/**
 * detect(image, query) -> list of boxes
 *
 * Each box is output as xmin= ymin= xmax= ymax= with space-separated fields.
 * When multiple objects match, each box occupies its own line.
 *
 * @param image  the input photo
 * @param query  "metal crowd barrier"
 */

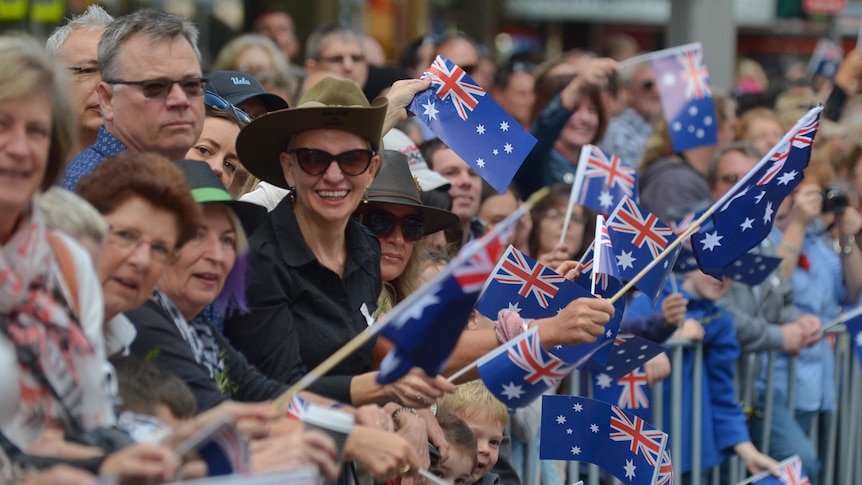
xmin=515 ymin=325 xmax=861 ymax=485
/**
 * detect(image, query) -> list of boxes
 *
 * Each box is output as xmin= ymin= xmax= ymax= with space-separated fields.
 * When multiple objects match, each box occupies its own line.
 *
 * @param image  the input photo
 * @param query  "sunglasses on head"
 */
xmin=363 ymin=209 xmax=425 ymax=241
xmin=104 ymin=77 xmax=207 ymax=99
xmin=204 ymin=91 xmax=252 ymax=124
xmin=288 ymin=147 xmax=375 ymax=176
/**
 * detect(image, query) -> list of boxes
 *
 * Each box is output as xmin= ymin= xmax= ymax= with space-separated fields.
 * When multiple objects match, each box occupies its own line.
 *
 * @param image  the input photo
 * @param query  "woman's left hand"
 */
xmin=26 ymin=429 xmax=102 ymax=460
xmin=384 ymin=78 xmax=433 ymax=132
xmin=735 ymin=441 xmax=779 ymax=476
xmin=388 ymin=368 xmax=456 ymax=409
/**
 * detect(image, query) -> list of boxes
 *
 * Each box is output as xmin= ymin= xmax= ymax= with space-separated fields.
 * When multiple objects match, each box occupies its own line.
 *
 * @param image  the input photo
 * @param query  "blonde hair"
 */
xmin=438 ymin=380 xmax=508 ymax=430
xmin=35 ymin=188 xmax=108 ymax=243
xmin=211 ymin=33 xmax=289 ymax=75
xmin=0 ymin=34 xmax=76 ymax=189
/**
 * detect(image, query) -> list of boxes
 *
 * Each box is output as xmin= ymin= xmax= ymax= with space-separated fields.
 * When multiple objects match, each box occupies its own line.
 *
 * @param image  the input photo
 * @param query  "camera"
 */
xmin=822 ymin=186 xmax=849 ymax=214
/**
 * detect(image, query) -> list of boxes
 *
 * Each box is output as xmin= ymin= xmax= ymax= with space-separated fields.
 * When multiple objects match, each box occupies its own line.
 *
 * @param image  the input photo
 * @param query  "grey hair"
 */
xmin=98 ymin=9 xmax=201 ymax=82
xmin=305 ymin=21 xmax=361 ymax=61
xmin=46 ymin=4 xmax=114 ymax=56
xmin=619 ymin=53 xmax=650 ymax=86
xmin=36 ymin=188 xmax=109 ymax=244
xmin=707 ymin=140 xmax=763 ymax=189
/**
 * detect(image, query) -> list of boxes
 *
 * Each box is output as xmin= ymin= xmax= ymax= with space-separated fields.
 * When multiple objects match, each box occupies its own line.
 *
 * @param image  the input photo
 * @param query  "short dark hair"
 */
xmin=77 ymin=152 xmax=201 ymax=249
xmin=418 ymin=138 xmax=449 ymax=170
xmin=111 ymin=356 xmax=197 ymax=420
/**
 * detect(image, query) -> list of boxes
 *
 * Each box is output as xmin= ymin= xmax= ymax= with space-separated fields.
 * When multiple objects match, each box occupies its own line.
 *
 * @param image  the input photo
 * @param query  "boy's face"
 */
xmin=430 ymin=446 xmax=474 ymax=485
xmin=465 ymin=413 xmax=503 ymax=481
xmin=683 ymin=271 xmax=733 ymax=301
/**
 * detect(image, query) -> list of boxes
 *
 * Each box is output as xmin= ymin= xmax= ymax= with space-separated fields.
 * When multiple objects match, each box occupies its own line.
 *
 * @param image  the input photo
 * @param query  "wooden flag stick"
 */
xmin=273 ymin=187 xmax=551 ymax=412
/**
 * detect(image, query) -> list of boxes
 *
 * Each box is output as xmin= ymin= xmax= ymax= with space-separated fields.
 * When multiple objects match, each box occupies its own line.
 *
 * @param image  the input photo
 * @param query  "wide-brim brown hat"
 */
xmin=359 ymin=150 xmax=460 ymax=235
xmin=236 ymin=76 xmax=388 ymax=189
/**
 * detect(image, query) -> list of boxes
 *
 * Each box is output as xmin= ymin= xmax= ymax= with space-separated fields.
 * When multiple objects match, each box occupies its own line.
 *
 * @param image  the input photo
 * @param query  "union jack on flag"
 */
xmin=285 ymin=394 xmax=309 ymax=421
xmin=609 ymin=405 xmax=666 ymax=466
xmin=651 ymin=42 xmax=717 ymax=151
xmin=753 ymin=455 xmax=809 ymax=485
xmin=608 ymin=197 xmax=675 ymax=258
xmin=425 ymin=56 xmax=486 ymax=121
xmin=592 ymin=216 xmax=619 ymax=293
xmin=570 ymin=144 xmax=638 ymax=214
xmin=478 ymin=328 xmax=576 ymax=408
xmin=676 ymin=47 xmax=711 ymax=100
xmin=655 ymin=450 xmax=674 ymax=485
xmin=615 ymin=369 xmax=650 ymax=409
xmin=494 ymin=246 xmax=566 ymax=308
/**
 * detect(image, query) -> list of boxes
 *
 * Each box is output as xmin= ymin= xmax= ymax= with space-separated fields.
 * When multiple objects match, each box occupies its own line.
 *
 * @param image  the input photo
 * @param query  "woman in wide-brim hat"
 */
xmin=223 ymin=76 xmax=455 ymax=416
xmin=356 ymin=149 xmax=459 ymax=312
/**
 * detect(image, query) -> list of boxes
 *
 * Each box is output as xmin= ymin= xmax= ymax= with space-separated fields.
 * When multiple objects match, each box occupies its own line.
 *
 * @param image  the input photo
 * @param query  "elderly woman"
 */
xmin=0 ymin=35 xmax=180 ymax=483
xmin=224 ymin=77 xmax=455 ymax=412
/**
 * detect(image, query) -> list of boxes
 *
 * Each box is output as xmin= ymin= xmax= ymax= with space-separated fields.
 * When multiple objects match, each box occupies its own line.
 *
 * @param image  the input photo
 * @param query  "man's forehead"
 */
xmin=320 ymin=36 xmax=362 ymax=54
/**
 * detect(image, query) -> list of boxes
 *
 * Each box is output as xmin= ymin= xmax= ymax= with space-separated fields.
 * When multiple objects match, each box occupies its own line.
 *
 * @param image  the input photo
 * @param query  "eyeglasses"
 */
xmin=107 ymin=226 xmax=174 ymax=265
xmin=362 ymin=210 xmax=425 ymax=241
xmin=318 ymin=54 xmax=366 ymax=65
xmin=288 ymin=148 xmax=375 ymax=176
xmin=204 ymin=91 xmax=251 ymax=124
xmin=103 ymin=77 xmax=207 ymax=99
xmin=543 ymin=209 xmax=587 ymax=224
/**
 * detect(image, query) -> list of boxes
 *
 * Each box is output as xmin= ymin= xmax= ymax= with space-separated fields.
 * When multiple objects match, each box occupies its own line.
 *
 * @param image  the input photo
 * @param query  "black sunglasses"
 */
xmin=639 ymin=80 xmax=656 ymax=91
xmin=363 ymin=209 xmax=425 ymax=242
xmin=204 ymin=91 xmax=251 ymax=124
xmin=288 ymin=148 xmax=375 ymax=176
xmin=104 ymin=77 xmax=207 ymax=99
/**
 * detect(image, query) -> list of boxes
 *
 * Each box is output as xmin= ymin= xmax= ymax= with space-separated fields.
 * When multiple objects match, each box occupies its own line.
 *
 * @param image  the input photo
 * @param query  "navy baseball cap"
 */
xmin=204 ymin=70 xmax=289 ymax=112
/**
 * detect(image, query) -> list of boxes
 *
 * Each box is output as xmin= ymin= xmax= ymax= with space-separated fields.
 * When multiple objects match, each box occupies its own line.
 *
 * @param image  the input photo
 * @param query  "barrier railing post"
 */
xmin=671 ymin=341 xmax=684 ymax=485
xmin=760 ymin=351 xmax=776 ymax=455
xmin=692 ymin=343 xmax=704 ymax=485
xmin=786 ymin=355 xmax=797 ymax=416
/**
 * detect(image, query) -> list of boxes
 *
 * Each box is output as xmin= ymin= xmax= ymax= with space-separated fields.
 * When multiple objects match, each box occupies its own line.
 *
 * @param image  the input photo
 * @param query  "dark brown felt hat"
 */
xmin=236 ymin=76 xmax=388 ymax=189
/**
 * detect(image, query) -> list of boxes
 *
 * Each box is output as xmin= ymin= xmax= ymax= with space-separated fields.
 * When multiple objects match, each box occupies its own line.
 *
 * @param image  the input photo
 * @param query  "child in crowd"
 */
xmin=430 ymin=411 xmax=478 ymax=485
xmin=111 ymin=356 xmax=198 ymax=443
xmin=627 ymin=271 xmax=777 ymax=481
xmin=438 ymin=380 xmax=508 ymax=485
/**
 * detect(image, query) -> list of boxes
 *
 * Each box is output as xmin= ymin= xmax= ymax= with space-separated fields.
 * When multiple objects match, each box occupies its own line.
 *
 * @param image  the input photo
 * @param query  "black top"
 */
xmin=126 ymin=300 xmax=286 ymax=412
xmin=223 ymin=198 xmax=382 ymax=404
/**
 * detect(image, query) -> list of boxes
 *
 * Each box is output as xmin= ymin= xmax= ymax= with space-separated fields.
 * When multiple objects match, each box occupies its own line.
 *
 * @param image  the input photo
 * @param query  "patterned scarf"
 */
xmin=151 ymin=290 xmax=223 ymax=380
xmin=0 ymin=209 xmax=112 ymax=440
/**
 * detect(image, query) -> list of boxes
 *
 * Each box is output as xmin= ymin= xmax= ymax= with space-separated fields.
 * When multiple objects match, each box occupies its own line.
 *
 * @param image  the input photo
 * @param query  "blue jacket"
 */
xmin=628 ymin=284 xmax=750 ymax=474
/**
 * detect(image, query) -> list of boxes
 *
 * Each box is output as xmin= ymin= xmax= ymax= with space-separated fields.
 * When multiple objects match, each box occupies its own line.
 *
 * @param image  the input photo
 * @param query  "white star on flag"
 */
xmin=573 ymin=403 xmax=583 ymax=412
xmin=556 ymin=415 xmax=566 ymax=424
xmin=566 ymin=428 xmax=573 ymax=435
xmin=596 ymin=373 xmax=612 ymax=389
xmin=492 ymin=149 xmax=499 ymax=155
xmin=476 ymin=124 xmax=485 ymax=134
xmin=500 ymin=121 xmax=509 ymax=131
xmin=504 ymin=143 xmax=514 ymax=153
xmin=616 ymin=250 xmax=636 ymax=270
xmin=662 ymin=72 xmax=676 ymax=86
xmin=571 ymin=446 xmax=581 ymax=455
xmin=507 ymin=302 xmax=522 ymax=313
xmin=740 ymin=217 xmax=754 ymax=231
xmin=590 ymin=423 xmax=600 ymax=433
xmin=501 ymin=382 xmax=524 ymax=400
xmin=599 ymin=189 xmax=614 ymax=209
xmin=777 ymin=170 xmax=798 ymax=185
xmin=394 ymin=286 xmax=440 ymax=326
xmin=422 ymin=101 xmax=438 ymax=120
xmin=763 ymin=201 xmax=774 ymax=224
xmin=700 ymin=231 xmax=723 ymax=251
xmin=476 ymin=158 xmax=485 ymax=168
xmin=624 ymin=459 xmax=637 ymax=479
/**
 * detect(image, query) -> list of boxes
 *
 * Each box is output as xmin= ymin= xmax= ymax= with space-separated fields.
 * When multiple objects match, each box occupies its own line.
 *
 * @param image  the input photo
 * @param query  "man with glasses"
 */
xmin=602 ymin=61 xmax=662 ymax=168
xmin=304 ymin=21 xmax=368 ymax=90
xmin=46 ymin=4 xmax=114 ymax=152
xmin=61 ymin=9 xmax=205 ymax=190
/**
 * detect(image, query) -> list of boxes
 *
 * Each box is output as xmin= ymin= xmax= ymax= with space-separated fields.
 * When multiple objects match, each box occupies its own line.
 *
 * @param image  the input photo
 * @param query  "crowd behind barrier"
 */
xmin=514 ymin=326 xmax=862 ymax=485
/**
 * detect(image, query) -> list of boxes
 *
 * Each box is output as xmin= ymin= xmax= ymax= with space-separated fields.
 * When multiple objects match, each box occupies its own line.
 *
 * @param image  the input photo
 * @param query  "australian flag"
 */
xmin=606 ymin=197 xmax=681 ymax=302
xmin=845 ymin=312 xmax=862 ymax=369
xmin=652 ymin=42 xmax=717 ymax=152
xmin=591 ymin=367 xmax=652 ymax=422
xmin=720 ymin=252 xmax=781 ymax=286
xmin=540 ymin=395 xmax=667 ymax=485
xmin=197 ymin=420 xmax=250 ymax=476
xmin=474 ymin=245 xmax=622 ymax=368
xmin=807 ymin=38 xmax=843 ymax=80
xmin=376 ymin=201 xmax=519 ymax=384
xmin=669 ymin=211 xmax=700 ymax=273
xmin=753 ymin=455 xmax=810 ymax=485
xmin=408 ymin=55 xmax=537 ymax=193
xmin=478 ymin=327 xmax=576 ymax=408
xmin=571 ymin=144 xmax=638 ymax=215
xmin=584 ymin=334 xmax=667 ymax=381
xmin=691 ymin=107 xmax=820 ymax=278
